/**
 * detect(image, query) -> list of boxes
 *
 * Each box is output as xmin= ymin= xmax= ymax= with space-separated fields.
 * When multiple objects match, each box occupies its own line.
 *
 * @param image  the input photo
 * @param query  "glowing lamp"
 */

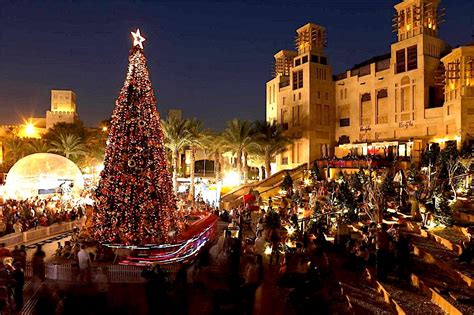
xmin=222 ymin=171 xmax=240 ymax=187
xmin=21 ymin=121 xmax=40 ymax=139
xmin=102 ymin=126 xmax=108 ymax=132
xmin=286 ymin=225 xmax=295 ymax=236
xmin=264 ymin=245 xmax=272 ymax=256
xmin=25 ymin=123 xmax=35 ymax=135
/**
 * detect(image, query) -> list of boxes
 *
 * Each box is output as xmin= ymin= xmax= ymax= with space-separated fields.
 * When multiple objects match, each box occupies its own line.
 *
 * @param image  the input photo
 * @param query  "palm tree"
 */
xmin=247 ymin=144 xmax=266 ymax=180
xmin=87 ymin=129 xmax=107 ymax=160
xmin=252 ymin=120 xmax=292 ymax=178
xmin=221 ymin=119 xmax=254 ymax=183
xmin=162 ymin=117 xmax=190 ymax=193
xmin=48 ymin=132 xmax=87 ymax=159
xmin=185 ymin=119 xmax=206 ymax=202
xmin=76 ymin=128 xmax=107 ymax=169
xmin=26 ymin=139 xmax=50 ymax=154
xmin=2 ymin=136 xmax=27 ymax=165
xmin=204 ymin=133 xmax=225 ymax=183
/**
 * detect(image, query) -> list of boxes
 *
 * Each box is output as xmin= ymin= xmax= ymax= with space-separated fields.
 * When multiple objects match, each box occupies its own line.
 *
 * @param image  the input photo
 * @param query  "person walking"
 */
xmin=395 ymin=234 xmax=410 ymax=282
xmin=32 ymin=245 xmax=46 ymax=281
xmin=244 ymin=255 xmax=264 ymax=315
xmin=141 ymin=264 xmax=166 ymax=315
xmin=175 ymin=263 xmax=188 ymax=315
xmin=77 ymin=245 xmax=91 ymax=283
xmin=17 ymin=245 xmax=27 ymax=270
xmin=12 ymin=262 xmax=24 ymax=312
xmin=94 ymin=267 xmax=109 ymax=313
xmin=376 ymin=223 xmax=391 ymax=281
xmin=457 ymin=229 xmax=473 ymax=264
xmin=269 ymin=228 xmax=280 ymax=265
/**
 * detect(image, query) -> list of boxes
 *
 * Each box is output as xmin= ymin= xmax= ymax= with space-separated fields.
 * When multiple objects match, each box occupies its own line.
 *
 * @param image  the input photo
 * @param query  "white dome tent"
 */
xmin=3 ymin=153 xmax=84 ymax=200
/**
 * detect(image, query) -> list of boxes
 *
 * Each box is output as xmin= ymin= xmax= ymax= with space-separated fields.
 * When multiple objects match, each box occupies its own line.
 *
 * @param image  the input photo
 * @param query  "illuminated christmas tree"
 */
xmin=92 ymin=29 xmax=180 ymax=245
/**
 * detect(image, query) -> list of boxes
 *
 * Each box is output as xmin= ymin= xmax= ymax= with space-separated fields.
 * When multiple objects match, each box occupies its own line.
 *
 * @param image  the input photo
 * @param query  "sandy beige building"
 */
xmin=46 ymin=90 xmax=78 ymax=129
xmin=266 ymin=0 xmax=474 ymax=173
xmin=266 ymin=23 xmax=335 ymax=172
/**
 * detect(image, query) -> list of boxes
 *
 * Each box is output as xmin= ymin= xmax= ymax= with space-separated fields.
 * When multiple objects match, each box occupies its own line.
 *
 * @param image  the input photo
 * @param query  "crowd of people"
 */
xmin=0 ymin=195 xmax=87 ymax=237
xmin=0 ymin=172 xmax=468 ymax=314
xmin=0 ymin=190 xmax=93 ymax=313
xmin=342 ymin=222 xmax=411 ymax=282
xmin=0 ymin=243 xmax=40 ymax=313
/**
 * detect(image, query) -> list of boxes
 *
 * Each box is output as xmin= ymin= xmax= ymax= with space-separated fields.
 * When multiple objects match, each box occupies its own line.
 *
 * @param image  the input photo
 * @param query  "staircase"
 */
xmin=220 ymin=163 xmax=307 ymax=209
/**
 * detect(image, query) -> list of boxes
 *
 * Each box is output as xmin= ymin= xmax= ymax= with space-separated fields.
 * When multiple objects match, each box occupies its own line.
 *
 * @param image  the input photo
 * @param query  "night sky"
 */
xmin=0 ymin=0 xmax=472 ymax=130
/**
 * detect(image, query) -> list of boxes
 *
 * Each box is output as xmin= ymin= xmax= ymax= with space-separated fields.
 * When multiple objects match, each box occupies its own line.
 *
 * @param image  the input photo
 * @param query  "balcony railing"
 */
xmin=315 ymin=156 xmax=410 ymax=169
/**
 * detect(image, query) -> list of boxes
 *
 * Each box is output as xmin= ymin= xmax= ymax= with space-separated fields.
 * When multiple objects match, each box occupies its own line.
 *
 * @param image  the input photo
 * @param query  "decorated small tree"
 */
xmin=380 ymin=171 xmax=396 ymax=206
xmin=433 ymin=191 xmax=454 ymax=226
xmin=91 ymin=29 xmax=180 ymax=245
xmin=263 ymin=209 xmax=282 ymax=231
xmin=307 ymin=199 xmax=327 ymax=234
xmin=280 ymin=171 xmax=293 ymax=196
xmin=310 ymin=161 xmax=323 ymax=183
xmin=407 ymin=162 xmax=422 ymax=186
xmin=438 ymin=141 xmax=464 ymax=199
xmin=334 ymin=173 xmax=358 ymax=222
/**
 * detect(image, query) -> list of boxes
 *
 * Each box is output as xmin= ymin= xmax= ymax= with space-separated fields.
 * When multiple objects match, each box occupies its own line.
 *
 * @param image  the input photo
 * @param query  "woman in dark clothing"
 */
xmin=12 ymin=262 xmax=24 ymax=311
xmin=32 ymin=245 xmax=46 ymax=281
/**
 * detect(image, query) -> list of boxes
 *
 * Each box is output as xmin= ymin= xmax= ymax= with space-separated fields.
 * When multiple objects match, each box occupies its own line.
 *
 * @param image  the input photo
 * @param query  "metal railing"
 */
xmin=1 ymin=220 xmax=83 ymax=248
xmin=24 ymin=261 xmax=182 ymax=283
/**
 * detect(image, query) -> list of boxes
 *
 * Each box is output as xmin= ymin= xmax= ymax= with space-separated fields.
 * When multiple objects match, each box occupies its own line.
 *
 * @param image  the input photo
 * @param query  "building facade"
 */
xmin=266 ymin=23 xmax=335 ymax=172
xmin=266 ymin=0 xmax=474 ymax=173
xmin=46 ymin=90 xmax=78 ymax=129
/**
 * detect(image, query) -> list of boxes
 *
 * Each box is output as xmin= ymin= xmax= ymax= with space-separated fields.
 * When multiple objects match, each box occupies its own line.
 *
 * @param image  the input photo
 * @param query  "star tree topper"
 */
xmin=131 ymin=28 xmax=146 ymax=49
